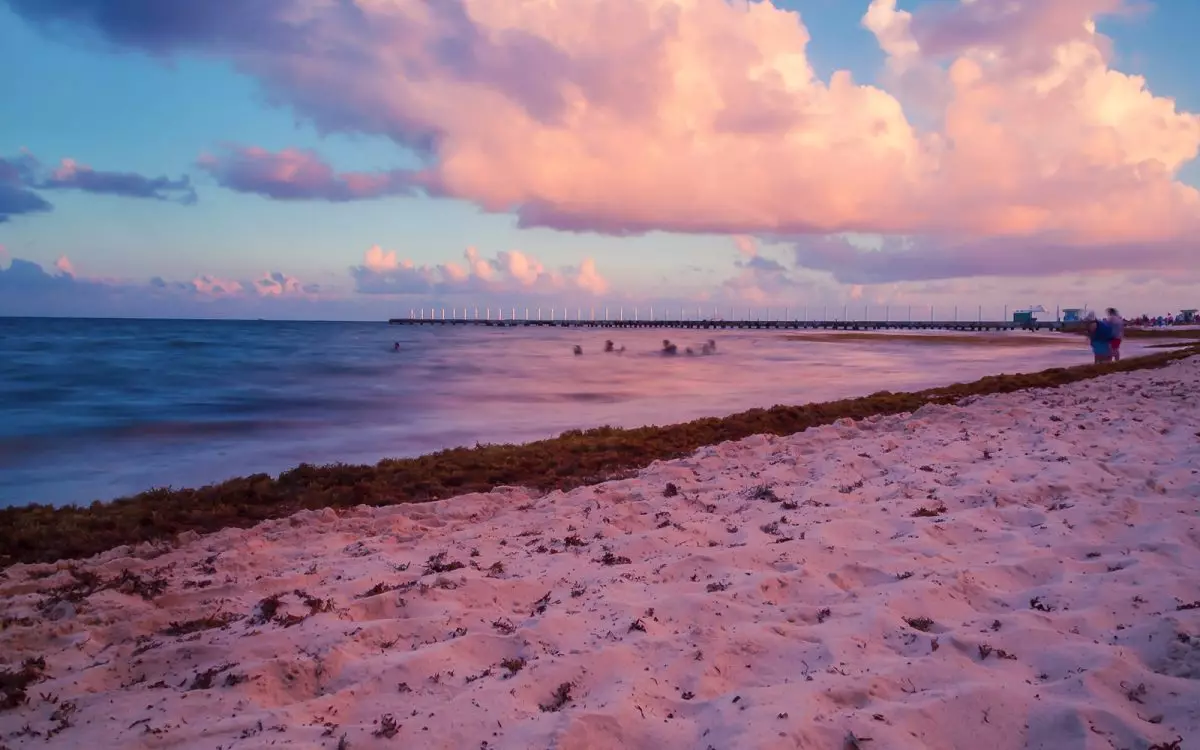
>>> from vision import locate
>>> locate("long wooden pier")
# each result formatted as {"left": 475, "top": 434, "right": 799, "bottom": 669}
{"left": 387, "top": 318, "right": 1061, "bottom": 332}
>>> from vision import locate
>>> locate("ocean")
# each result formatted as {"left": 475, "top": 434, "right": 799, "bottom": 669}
{"left": 0, "top": 317, "right": 1128, "bottom": 508}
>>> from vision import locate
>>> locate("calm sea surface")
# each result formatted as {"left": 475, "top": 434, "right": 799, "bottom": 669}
{"left": 0, "top": 317, "right": 1141, "bottom": 507}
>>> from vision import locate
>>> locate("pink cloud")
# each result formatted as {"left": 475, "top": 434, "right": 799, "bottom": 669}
{"left": 11, "top": 0, "right": 1200, "bottom": 278}
{"left": 363, "top": 244, "right": 400, "bottom": 273}
{"left": 733, "top": 235, "right": 758, "bottom": 258}
{"left": 254, "top": 272, "right": 308, "bottom": 297}
{"left": 0, "top": 256, "right": 343, "bottom": 318}
{"left": 162, "top": 0, "right": 1199, "bottom": 248}
{"left": 189, "top": 275, "right": 244, "bottom": 297}
{"left": 197, "top": 146, "right": 425, "bottom": 202}
{"left": 575, "top": 258, "right": 609, "bottom": 295}
{"left": 351, "top": 245, "right": 609, "bottom": 297}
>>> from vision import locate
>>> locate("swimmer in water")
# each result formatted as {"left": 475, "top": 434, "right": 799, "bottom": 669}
{"left": 393, "top": 342, "right": 400, "bottom": 352}
{"left": 661, "top": 339, "right": 678, "bottom": 355}
{"left": 573, "top": 345, "right": 583, "bottom": 356}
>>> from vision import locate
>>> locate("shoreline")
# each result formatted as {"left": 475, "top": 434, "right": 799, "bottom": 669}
{"left": 1, "top": 353, "right": 1197, "bottom": 748}
{"left": 1, "top": 344, "right": 1198, "bottom": 568}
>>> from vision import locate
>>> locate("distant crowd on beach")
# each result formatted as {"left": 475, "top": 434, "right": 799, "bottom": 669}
{"left": 1126, "top": 312, "right": 1196, "bottom": 327}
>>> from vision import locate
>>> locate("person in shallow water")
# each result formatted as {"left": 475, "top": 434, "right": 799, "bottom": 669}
{"left": 661, "top": 339, "right": 678, "bottom": 355}
{"left": 573, "top": 345, "right": 583, "bottom": 356}
{"left": 393, "top": 342, "right": 400, "bottom": 352}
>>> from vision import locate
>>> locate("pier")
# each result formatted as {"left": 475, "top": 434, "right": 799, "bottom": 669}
{"left": 387, "top": 317, "right": 1061, "bottom": 332}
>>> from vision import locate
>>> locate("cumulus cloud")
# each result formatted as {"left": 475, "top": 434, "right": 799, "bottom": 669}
{"left": 40, "top": 157, "right": 196, "bottom": 203}
{"left": 351, "top": 245, "right": 608, "bottom": 297}
{"left": 1, "top": 150, "right": 195, "bottom": 221}
{"left": 8, "top": 0, "right": 1199, "bottom": 252}
{"left": 792, "top": 233, "right": 1197, "bottom": 284}
{"left": 197, "top": 146, "right": 424, "bottom": 201}
{"left": 254, "top": 271, "right": 319, "bottom": 296}
{"left": 0, "top": 255, "right": 322, "bottom": 318}
{"left": 733, "top": 235, "right": 758, "bottom": 258}
{"left": 0, "top": 155, "right": 52, "bottom": 222}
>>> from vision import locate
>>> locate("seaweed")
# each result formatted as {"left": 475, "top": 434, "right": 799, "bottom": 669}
{"left": 539, "top": 682, "right": 574, "bottom": 712}
{"left": 2, "top": 346, "right": 1195, "bottom": 568}
{"left": 0, "top": 657, "right": 46, "bottom": 711}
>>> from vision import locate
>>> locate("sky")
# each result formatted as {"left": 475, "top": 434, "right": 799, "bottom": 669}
{"left": 1, "top": 0, "right": 1198, "bottom": 321}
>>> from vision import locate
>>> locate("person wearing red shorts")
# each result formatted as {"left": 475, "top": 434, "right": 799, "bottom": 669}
{"left": 1106, "top": 308, "right": 1124, "bottom": 361}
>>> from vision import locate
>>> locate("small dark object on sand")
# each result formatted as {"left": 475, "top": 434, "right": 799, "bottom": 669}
{"left": 539, "top": 682, "right": 574, "bottom": 712}
{"left": 904, "top": 616, "right": 934, "bottom": 632}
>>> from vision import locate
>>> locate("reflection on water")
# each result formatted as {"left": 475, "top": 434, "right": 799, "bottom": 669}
{"left": 0, "top": 318, "right": 1128, "bottom": 507}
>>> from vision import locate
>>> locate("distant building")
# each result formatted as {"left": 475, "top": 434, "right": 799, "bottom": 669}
{"left": 1012, "top": 305, "right": 1045, "bottom": 324}
{"left": 1062, "top": 308, "right": 1085, "bottom": 322}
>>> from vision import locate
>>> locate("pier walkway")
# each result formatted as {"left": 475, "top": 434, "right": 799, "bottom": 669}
{"left": 387, "top": 318, "right": 1061, "bottom": 332}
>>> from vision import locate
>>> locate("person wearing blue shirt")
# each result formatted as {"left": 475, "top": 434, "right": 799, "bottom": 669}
{"left": 1084, "top": 312, "right": 1114, "bottom": 364}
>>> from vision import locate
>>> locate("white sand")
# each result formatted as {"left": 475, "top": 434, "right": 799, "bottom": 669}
{"left": 2, "top": 357, "right": 1198, "bottom": 750}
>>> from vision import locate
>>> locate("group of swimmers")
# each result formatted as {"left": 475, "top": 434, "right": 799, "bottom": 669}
{"left": 572, "top": 339, "right": 718, "bottom": 356}
{"left": 1084, "top": 308, "right": 1125, "bottom": 363}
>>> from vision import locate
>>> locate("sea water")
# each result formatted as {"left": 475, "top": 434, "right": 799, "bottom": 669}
{"left": 0, "top": 317, "right": 1130, "bottom": 507}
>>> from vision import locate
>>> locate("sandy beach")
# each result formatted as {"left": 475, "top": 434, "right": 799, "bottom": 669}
{"left": 2, "top": 357, "right": 1198, "bottom": 750}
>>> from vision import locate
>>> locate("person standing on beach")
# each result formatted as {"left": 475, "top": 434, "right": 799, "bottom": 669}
{"left": 1106, "top": 308, "right": 1124, "bottom": 361}
{"left": 1084, "top": 312, "right": 1114, "bottom": 364}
